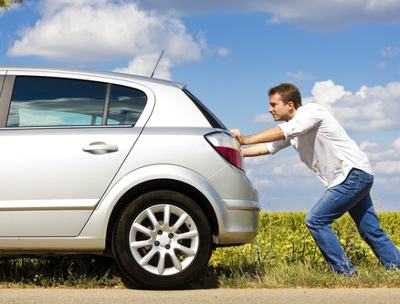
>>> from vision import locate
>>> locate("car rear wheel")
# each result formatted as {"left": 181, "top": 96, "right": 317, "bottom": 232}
{"left": 112, "top": 190, "right": 213, "bottom": 289}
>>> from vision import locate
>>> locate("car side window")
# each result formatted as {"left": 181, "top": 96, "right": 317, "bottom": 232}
{"left": 107, "top": 85, "right": 147, "bottom": 125}
{"left": 7, "top": 77, "right": 147, "bottom": 127}
{"left": 7, "top": 76, "right": 107, "bottom": 127}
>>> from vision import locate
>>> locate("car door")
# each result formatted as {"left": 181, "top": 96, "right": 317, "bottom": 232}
{"left": 0, "top": 74, "right": 152, "bottom": 237}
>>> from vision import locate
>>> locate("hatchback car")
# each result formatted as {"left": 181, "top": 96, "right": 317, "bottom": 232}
{"left": 0, "top": 67, "right": 259, "bottom": 289}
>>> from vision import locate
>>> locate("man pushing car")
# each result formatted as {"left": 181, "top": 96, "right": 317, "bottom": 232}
{"left": 229, "top": 83, "right": 400, "bottom": 276}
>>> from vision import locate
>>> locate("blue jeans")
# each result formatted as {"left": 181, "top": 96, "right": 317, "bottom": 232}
{"left": 305, "top": 168, "right": 400, "bottom": 275}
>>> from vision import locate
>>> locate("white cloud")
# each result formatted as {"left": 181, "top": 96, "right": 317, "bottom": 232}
{"left": 245, "top": 154, "right": 313, "bottom": 186}
{"left": 217, "top": 47, "right": 231, "bottom": 57}
{"left": 381, "top": 46, "right": 400, "bottom": 57}
{"left": 255, "top": 179, "right": 272, "bottom": 188}
{"left": 253, "top": 113, "right": 273, "bottom": 124}
{"left": 113, "top": 54, "right": 173, "bottom": 79}
{"left": 393, "top": 138, "right": 400, "bottom": 149}
{"left": 286, "top": 71, "right": 314, "bottom": 80}
{"left": 136, "top": 0, "right": 400, "bottom": 31}
{"left": 244, "top": 155, "right": 270, "bottom": 166}
{"left": 306, "top": 80, "right": 351, "bottom": 104}
{"left": 303, "top": 80, "right": 400, "bottom": 132}
{"left": 373, "top": 161, "right": 400, "bottom": 174}
{"left": 354, "top": 138, "right": 400, "bottom": 175}
{"left": 359, "top": 140, "right": 372, "bottom": 150}
{"left": 374, "top": 175, "right": 400, "bottom": 188}
{"left": 360, "top": 138, "right": 400, "bottom": 161}
{"left": 7, "top": 0, "right": 225, "bottom": 79}
{"left": 377, "top": 61, "right": 387, "bottom": 70}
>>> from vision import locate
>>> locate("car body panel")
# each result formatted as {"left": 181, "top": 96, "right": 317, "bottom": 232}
{"left": 0, "top": 209, "right": 94, "bottom": 237}
{"left": 108, "top": 126, "right": 224, "bottom": 186}
{"left": 0, "top": 128, "right": 140, "bottom": 236}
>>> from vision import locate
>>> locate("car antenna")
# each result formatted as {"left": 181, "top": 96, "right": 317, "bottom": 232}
{"left": 151, "top": 50, "right": 164, "bottom": 78}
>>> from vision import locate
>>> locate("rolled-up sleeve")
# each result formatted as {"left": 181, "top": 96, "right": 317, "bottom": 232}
{"left": 278, "top": 123, "right": 293, "bottom": 140}
{"left": 278, "top": 106, "right": 321, "bottom": 140}
{"left": 266, "top": 138, "right": 291, "bottom": 155}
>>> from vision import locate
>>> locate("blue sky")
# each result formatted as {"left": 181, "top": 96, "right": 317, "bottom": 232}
{"left": 1, "top": 0, "right": 400, "bottom": 211}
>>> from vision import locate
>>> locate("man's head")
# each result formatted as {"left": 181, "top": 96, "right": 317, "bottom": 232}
{"left": 268, "top": 83, "right": 302, "bottom": 122}
{"left": 268, "top": 83, "right": 302, "bottom": 109}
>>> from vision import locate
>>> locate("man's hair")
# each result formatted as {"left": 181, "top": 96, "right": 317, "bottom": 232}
{"left": 268, "top": 83, "right": 302, "bottom": 109}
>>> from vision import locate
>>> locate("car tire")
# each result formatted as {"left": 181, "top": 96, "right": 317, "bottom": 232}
{"left": 112, "top": 190, "right": 213, "bottom": 289}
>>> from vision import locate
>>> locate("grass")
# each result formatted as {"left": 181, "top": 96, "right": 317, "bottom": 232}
{"left": 0, "top": 256, "right": 122, "bottom": 288}
{"left": 195, "top": 262, "right": 400, "bottom": 289}
{"left": 1, "top": 211, "right": 399, "bottom": 289}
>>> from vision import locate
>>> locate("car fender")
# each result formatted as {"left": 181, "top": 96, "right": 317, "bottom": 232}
{"left": 79, "top": 164, "right": 226, "bottom": 241}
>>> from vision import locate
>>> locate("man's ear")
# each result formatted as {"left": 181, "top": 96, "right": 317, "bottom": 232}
{"left": 287, "top": 101, "right": 295, "bottom": 111}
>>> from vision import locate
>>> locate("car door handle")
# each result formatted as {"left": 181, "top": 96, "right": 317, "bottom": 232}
{"left": 83, "top": 142, "right": 119, "bottom": 154}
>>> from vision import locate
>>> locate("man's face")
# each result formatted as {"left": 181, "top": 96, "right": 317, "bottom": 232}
{"left": 269, "top": 93, "right": 291, "bottom": 122}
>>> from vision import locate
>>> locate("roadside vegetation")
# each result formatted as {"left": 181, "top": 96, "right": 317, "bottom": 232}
{"left": 1, "top": 210, "right": 399, "bottom": 289}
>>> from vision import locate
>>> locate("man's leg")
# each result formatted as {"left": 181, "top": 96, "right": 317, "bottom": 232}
{"left": 305, "top": 169, "right": 373, "bottom": 275}
{"left": 349, "top": 193, "right": 400, "bottom": 270}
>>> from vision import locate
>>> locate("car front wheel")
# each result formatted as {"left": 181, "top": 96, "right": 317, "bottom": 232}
{"left": 112, "top": 190, "right": 213, "bottom": 289}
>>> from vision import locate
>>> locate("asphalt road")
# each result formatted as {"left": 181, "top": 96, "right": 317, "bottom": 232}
{"left": 0, "top": 288, "right": 399, "bottom": 304}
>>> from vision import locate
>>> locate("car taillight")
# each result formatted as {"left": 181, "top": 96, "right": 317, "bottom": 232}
{"left": 205, "top": 131, "right": 244, "bottom": 170}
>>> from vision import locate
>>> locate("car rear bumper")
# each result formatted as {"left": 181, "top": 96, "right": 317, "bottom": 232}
{"left": 214, "top": 200, "right": 259, "bottom": 245}
{"left": 204, "top": 163, "right": 260, "bottom": 245}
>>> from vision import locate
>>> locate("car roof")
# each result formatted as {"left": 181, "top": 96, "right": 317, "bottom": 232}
{"left": 0, "top": 66, "right": 187, "bottom": 90}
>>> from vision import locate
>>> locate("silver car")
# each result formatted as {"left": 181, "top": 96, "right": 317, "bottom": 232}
{"left": 0, "top": 67, "right": 259, "bottom": 289}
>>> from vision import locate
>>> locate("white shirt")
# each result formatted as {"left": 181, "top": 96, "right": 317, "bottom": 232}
{"left": 266, "top": 103, "right": 373, "bottom": 188}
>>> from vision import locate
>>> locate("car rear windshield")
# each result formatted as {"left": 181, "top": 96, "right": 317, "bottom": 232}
{"left": 183, "top": 89, "right": 226, "bottom": 129}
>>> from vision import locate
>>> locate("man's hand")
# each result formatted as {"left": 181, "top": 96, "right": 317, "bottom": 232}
{"left": 230, "top": 126, "right": 285, "bottom": 146}
{"left": 229, "top": 129, "right": 246, "bottom": 145}
{"left": 229, "top": 129, "right": 270, "bottom": 156}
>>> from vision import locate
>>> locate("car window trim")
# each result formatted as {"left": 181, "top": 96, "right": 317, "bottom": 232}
{"left": 0, "top": 124, "right": 135, "bottom": 131}
{"left": 102, "top": 83, "right": 112, "bottom": 125}
{"left": 0, "top": 75, "right": 4, "bottom": 127}
{"left": 0, "top": 75, "right": 4, "bottom": 94}
{"left": 0, "top": 75, "right": 16, "bottom": 128}
{"left": 3, "top": 76, "right": 149, "bottom": 128}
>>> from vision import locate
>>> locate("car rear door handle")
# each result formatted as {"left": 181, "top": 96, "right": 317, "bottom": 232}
{"left": 83, "top": 142, "right": 119, "bottom": 154}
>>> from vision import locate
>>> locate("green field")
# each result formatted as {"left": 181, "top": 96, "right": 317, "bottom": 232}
{"left": 205, "top": 211, "right": 400, "bottom": 288}
{"left": 211, "top": 211, "right": 400, "bottom": 267}
{"left": 1, "top": 211, "right": 399, "bottom": 288}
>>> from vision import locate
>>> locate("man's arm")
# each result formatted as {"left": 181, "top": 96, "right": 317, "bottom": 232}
{"left": 229, "top": 126, "right": 285, "bottom": 146}
{"left": 242, "top": 143, "right": 270, "bottom": 157}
